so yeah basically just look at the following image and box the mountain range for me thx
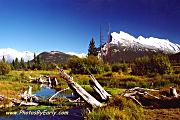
[101,31,180,62]
[0,31,179,63]
[109,31,180,54]
[0,48,86,63]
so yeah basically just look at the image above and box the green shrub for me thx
[112,63,128,72]
[132,54,173,75]
[68,55,105,74]
[103,64,111,72]
[0,61,11,75]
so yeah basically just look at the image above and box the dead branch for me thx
[124,91,143,107]
[49,87,70,102]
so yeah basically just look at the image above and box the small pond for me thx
[0,85,86,120]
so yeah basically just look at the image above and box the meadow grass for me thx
[0,70,179,118]
[104,87,126,95]
[0,70,59,98]
[87,95,144,120]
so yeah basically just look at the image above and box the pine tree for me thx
[36,55,42,70]
[20,58,26,69]
[14,57,19,70]
[32,53,37,70]
[27,60,31,69]
[11,60,15,70]
[2,56,5,62]
[88,38,98,56]
[33,53,37,63]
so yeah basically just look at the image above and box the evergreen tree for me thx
[36,55,42,70]
[33,53,37,63]
[88,38,98,56]
[27,60,31,69]
[2,56,5,62]
[32,53,37,70]
[20,58,26,69]
[14,57,19,70]
[11,60,15,70]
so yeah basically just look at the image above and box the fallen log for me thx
[58,68,103,108]
[19,101,38,106]
[129,87,159,92]
[123,87,180,108]
[49,87,70,102]
[124,91,143,107]
[89,74,111,101]
[20,86,39,102]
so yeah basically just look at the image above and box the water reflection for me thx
[35,84,56,100]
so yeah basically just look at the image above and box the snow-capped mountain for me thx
[110,31,180,54]
[66,52,86,58]
[0,48,34,62]
[0,48,86,63]
[101,31,180,63]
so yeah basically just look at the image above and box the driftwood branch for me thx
[124,87,161,107]
[123,86,180,108]
[89,74,111,101]
[124,91,143,107]
[49,87,70,102]
[58,68,103,108]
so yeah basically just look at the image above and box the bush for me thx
[112,63,128,72]
[68,55,105,74]
[132,54,173,75]
[68,56,87,74]
[103,64,111,72]
[0,61,11,75]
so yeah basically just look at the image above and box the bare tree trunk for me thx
[58,68,103,108]
[89,74,111,101]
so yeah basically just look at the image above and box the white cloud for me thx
[66,52,87,58]
[0,48,34,62]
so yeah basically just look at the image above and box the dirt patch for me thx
[144,108,180,120]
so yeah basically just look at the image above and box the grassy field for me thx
[0,70,60,98]
[0,70,180,119]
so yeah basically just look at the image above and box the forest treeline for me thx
[0,38,178,76]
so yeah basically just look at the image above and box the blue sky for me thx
[0,0,180,54]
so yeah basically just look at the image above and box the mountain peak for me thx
[110,31,180,54]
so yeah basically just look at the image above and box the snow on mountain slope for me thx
[0,48,34,62]
[110,31,180,53]
[0,48,86,63]
[66,52,86,58]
